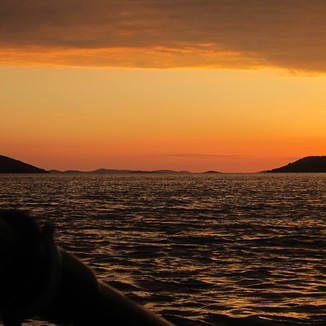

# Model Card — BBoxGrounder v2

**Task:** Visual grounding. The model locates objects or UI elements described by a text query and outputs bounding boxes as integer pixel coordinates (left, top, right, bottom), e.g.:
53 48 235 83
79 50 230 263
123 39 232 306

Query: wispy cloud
165 153 253 160
1 1 326 72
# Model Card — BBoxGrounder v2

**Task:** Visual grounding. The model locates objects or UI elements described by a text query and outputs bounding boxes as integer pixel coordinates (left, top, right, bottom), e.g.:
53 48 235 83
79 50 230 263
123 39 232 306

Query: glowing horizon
1 1 326 173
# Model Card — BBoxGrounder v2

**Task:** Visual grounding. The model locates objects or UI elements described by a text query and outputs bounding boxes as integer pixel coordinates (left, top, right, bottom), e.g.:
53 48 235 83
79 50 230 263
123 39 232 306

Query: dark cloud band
1 0 325 72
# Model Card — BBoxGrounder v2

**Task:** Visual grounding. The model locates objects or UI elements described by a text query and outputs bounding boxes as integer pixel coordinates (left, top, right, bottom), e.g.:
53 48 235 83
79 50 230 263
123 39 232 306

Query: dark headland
0 155 48 173
268 156 326 173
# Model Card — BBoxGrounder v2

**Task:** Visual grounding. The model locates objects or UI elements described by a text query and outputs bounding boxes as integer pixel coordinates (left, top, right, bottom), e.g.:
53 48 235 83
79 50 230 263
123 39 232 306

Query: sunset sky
1 0 326 172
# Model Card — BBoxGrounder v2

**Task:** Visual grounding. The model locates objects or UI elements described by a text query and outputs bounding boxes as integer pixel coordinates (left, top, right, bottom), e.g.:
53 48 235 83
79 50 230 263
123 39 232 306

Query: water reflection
0 173 325 325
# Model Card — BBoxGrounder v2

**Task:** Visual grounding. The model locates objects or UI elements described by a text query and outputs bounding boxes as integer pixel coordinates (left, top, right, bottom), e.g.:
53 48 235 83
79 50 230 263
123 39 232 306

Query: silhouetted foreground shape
0 155 48 173
0 210 174 326
268 156 326 173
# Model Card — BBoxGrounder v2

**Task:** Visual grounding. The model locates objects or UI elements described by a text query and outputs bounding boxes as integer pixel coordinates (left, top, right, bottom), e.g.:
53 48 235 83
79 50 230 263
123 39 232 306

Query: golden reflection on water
0 173 325 325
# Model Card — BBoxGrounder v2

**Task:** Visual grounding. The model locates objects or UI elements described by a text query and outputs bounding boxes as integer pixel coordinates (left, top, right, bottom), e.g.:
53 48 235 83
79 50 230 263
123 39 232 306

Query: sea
0 173 325 326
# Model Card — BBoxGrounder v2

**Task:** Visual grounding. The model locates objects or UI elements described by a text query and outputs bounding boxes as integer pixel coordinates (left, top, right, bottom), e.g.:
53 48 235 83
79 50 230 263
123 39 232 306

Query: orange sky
1 1 326 172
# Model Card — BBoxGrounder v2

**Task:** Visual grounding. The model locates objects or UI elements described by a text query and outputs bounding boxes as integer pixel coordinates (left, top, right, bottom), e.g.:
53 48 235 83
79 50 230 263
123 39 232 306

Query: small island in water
268 156 326 173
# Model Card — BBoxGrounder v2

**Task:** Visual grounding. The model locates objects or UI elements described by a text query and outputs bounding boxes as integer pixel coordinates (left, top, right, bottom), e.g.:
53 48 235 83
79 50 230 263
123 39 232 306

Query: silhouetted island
49 169 192 175
1 155 223 174
0 155 48 173
268 156 326 173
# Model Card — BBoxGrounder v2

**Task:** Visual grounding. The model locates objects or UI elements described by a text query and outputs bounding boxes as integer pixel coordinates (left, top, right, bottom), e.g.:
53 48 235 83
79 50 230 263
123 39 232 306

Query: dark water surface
0 173 325 326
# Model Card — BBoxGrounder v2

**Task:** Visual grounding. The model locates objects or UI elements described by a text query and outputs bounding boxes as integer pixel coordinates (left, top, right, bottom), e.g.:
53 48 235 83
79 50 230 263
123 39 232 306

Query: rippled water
0 173 325 326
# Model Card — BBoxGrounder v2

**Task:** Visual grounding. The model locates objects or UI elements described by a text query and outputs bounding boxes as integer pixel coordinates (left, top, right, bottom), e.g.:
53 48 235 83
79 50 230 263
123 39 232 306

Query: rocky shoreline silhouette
268 156 326 173
0 155 48 173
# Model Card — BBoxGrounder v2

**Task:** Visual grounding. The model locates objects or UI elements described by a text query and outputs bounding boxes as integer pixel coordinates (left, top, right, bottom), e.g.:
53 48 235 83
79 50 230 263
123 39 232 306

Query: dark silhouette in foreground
268 156 326 173
0 210 174 326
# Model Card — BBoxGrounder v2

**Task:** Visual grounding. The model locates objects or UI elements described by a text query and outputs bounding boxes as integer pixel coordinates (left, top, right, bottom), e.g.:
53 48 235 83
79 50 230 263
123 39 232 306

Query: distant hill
49 169 192 174
268 156 326 173
49 169 134 174
202 170 221 174
0 155 48 173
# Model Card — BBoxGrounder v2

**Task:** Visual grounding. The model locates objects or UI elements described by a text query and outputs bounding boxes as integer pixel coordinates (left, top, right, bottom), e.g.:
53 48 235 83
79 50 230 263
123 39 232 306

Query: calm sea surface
0 173 325 326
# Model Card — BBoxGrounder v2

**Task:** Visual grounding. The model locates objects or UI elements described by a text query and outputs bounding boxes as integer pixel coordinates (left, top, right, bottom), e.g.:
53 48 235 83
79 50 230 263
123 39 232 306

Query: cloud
166 154 253 160
1 0 326 72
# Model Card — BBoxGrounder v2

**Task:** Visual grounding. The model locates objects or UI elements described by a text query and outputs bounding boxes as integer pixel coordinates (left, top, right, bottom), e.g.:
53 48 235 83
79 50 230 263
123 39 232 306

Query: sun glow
1 65 325 172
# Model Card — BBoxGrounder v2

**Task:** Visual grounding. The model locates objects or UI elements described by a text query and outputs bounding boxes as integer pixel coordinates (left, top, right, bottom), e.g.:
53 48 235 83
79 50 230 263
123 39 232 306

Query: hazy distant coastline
49 169 193 175
49 169 222 175
1 154 326 174
0 155 221 174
